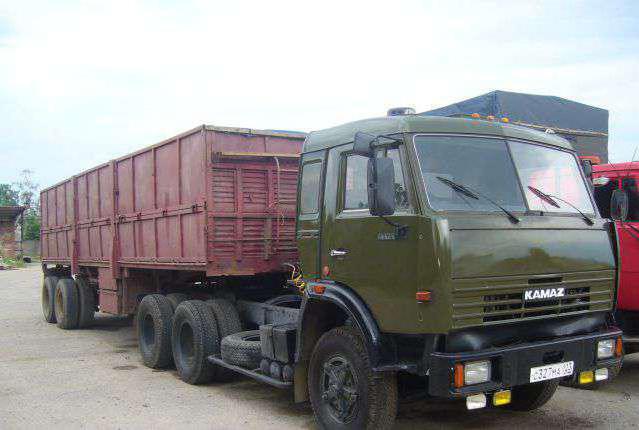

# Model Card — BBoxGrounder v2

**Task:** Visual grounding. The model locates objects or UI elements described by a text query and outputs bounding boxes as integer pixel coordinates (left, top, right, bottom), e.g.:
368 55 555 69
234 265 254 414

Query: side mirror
368 157 395 216
610 189 629 221
581 159 593 179
353 132 376 157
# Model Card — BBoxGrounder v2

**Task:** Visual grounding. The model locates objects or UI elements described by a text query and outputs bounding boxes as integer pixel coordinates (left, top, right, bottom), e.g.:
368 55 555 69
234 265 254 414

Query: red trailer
40 125 304 316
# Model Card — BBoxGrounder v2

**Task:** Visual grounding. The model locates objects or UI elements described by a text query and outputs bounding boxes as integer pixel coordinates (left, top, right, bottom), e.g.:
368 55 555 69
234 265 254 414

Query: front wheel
506 379 559 411
308 326 397 430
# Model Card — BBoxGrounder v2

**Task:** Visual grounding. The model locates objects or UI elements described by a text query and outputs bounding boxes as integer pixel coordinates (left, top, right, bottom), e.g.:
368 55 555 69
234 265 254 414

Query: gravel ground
1 264 638 429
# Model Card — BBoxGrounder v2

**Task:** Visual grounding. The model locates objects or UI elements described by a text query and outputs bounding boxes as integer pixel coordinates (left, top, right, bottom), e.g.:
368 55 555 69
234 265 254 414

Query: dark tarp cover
421 90 609 162
421 90 608 134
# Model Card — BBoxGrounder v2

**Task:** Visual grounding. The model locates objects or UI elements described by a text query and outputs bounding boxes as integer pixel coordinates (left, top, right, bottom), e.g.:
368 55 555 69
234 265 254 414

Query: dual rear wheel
41 275 95 329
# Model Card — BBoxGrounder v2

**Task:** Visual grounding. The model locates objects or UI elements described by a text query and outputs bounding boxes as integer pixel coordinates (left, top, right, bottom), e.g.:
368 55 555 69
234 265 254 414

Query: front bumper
427 328 622 398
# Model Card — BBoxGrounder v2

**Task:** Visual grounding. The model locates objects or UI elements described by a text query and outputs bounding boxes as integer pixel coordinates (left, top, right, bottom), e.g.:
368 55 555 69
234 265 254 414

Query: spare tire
221 330 262 369
42 276 59 323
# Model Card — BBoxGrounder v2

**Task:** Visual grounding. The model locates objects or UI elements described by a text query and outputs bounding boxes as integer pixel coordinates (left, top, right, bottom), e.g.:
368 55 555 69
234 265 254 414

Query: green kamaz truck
41 111 622 429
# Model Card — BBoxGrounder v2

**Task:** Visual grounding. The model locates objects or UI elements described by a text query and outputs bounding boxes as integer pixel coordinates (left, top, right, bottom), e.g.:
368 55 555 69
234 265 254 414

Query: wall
0 220 20 258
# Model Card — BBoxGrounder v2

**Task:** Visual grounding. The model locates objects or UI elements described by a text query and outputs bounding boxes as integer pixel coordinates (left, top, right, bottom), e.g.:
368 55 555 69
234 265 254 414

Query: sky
0 0 638 190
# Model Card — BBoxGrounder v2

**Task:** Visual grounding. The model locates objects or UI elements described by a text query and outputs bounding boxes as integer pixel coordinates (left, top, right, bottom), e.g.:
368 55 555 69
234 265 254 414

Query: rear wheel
41 276 59 323
76 277 95 328
308 326 397 430
172 300 220 384
207 299 243 380
54 278 79 330
137 294 174 368
166 293 188 312
506 379 559 411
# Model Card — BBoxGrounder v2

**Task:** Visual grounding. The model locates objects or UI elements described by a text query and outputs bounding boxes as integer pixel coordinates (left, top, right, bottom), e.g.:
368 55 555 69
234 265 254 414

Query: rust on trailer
41 125 305 289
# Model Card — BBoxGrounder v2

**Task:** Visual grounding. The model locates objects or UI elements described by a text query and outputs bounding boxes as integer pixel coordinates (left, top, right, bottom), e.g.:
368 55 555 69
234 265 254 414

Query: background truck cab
592 162 639 354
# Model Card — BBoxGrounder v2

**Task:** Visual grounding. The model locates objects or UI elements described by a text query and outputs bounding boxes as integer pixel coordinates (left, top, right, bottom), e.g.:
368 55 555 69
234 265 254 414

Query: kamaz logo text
523 287 565 301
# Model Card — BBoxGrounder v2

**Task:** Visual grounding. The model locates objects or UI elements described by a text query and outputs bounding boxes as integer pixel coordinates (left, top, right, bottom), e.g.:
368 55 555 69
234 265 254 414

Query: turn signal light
454 363 465 388
616 337 623 357
471 113 481 118
416 291 431 302
312 284 326 294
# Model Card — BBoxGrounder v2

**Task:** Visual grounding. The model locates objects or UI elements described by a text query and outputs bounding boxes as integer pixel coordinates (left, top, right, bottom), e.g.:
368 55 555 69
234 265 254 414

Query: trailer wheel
166 293 188 312
506 379 559 411
137 294 174 369
54 278 80 330
42 276 59 323
220 330 262 369
76 277 95 328
308 326 397 430
172 300 220 384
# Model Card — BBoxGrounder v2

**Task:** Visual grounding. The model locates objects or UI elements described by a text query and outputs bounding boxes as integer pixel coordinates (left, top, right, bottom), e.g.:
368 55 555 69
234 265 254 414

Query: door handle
330 249 348 257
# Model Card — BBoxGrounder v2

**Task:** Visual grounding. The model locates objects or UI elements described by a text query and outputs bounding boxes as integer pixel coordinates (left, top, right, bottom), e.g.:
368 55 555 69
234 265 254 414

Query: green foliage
0 184 19 206
23 213 40 240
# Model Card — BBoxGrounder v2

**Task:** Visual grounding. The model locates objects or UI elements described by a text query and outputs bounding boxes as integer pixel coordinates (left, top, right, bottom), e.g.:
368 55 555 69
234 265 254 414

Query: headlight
464 360 492 385
597 339 615 359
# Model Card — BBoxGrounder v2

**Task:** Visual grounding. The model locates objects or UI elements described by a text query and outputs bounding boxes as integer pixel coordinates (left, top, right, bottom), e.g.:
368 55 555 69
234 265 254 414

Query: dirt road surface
1 265 638 429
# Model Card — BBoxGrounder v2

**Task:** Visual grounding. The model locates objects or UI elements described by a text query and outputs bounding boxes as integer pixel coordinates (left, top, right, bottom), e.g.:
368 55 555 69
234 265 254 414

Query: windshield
509 141 594 214
414 135 594 214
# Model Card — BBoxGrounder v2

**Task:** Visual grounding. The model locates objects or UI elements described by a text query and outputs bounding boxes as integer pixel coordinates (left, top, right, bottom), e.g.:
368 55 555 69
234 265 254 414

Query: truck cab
295 112 622 428
592 162 639 354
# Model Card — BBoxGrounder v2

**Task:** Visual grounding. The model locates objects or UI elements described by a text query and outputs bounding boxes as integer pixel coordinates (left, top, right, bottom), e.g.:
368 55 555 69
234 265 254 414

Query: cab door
617 176 639 311
296 151 325 279
321 143 422 333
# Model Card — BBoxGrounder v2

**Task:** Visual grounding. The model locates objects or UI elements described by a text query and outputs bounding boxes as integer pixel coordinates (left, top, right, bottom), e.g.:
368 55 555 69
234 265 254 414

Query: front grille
483 286 592 323
452 271 614 328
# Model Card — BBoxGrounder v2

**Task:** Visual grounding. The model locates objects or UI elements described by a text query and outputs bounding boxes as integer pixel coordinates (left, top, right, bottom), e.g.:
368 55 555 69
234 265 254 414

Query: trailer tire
137 294 174 369
42 276 59 323
76 277 95 328
220 330 262 369
506 379 559 411
308 326 398 430
54 278 80 330
172 300 220 384
166 293 188 312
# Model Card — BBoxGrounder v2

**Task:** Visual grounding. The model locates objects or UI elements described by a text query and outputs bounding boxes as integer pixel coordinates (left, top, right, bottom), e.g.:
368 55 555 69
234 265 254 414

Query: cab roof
304 115 574 153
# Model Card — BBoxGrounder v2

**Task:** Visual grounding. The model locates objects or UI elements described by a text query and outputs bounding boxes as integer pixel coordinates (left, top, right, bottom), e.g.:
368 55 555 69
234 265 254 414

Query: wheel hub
321 356 359 422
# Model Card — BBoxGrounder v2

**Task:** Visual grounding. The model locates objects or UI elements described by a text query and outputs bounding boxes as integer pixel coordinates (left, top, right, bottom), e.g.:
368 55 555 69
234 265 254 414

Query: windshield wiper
437 177 520 224
527 186 594 226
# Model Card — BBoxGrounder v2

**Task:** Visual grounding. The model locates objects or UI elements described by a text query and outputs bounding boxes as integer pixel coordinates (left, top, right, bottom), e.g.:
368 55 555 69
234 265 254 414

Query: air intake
387 107 416 116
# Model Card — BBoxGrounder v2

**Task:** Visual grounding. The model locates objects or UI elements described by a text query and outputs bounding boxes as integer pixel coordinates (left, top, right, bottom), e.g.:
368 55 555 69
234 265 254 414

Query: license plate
529 361 574 383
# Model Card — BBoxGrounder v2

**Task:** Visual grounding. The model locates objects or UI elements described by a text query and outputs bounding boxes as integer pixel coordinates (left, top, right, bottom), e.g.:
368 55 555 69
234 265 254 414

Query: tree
0 184 19 206
13 170 40 241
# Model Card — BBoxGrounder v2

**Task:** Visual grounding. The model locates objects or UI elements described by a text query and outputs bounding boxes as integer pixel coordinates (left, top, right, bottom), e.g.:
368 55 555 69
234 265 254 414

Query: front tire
506 379 559 411
308 326 397 430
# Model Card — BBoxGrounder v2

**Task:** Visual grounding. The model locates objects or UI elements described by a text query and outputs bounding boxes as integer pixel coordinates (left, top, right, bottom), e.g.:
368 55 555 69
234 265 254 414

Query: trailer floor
1 264 638 429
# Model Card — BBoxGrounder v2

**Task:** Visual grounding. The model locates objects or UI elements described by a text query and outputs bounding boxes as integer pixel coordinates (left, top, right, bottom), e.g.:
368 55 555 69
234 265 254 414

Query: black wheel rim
141 313 155 352
178 321 195 366
321 355 359 423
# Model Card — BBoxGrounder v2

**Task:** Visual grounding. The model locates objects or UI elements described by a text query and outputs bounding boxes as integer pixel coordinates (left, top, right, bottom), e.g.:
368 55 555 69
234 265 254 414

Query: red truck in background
592 162 639 354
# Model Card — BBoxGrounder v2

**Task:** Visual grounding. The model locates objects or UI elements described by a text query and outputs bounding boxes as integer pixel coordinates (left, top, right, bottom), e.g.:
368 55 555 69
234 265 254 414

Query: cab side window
342 148 411 212
300 162 322 214
622 178 639 221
